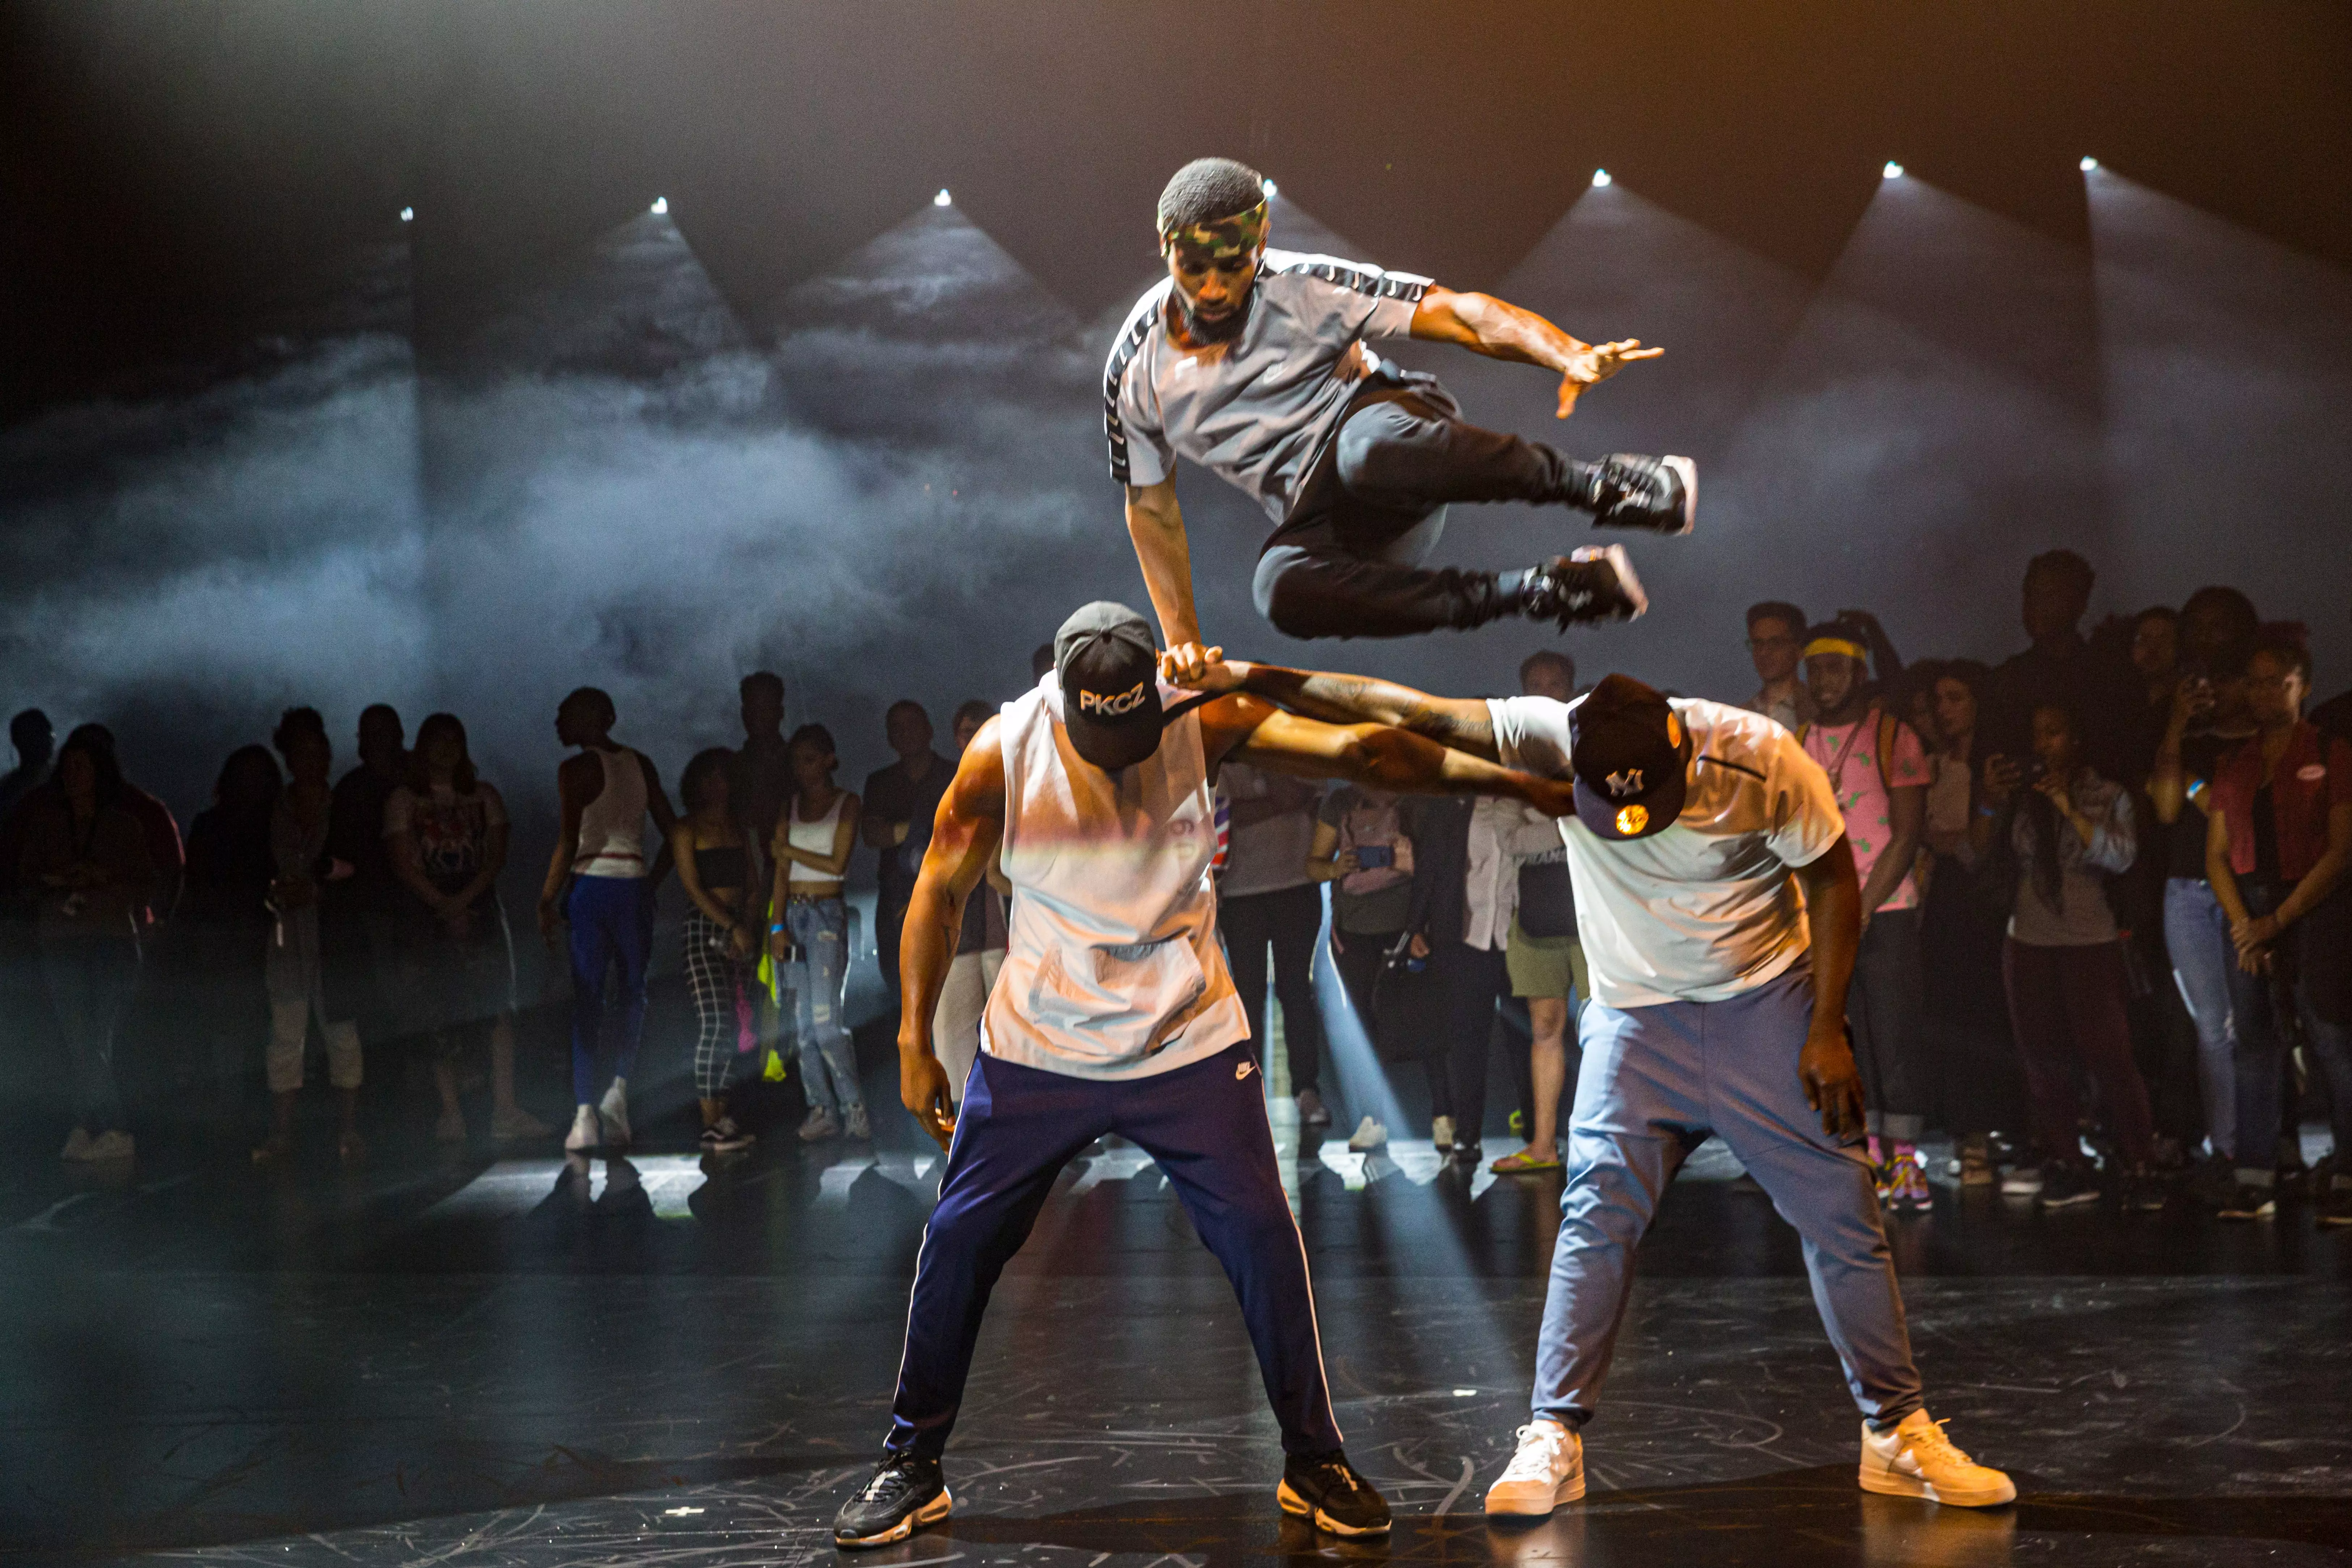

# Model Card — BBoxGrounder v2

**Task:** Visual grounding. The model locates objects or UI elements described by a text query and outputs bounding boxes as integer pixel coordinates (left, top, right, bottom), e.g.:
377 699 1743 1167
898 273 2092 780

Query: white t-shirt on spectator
1485 695 1847 1009
1104 250 1429 523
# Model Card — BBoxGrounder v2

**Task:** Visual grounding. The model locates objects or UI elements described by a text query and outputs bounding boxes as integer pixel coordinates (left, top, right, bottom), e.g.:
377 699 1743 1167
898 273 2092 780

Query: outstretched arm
898 727 1007 1152
1409 286 1661 419
1169 652 1501 761
1125 478 1201 658
1204 695 1571 815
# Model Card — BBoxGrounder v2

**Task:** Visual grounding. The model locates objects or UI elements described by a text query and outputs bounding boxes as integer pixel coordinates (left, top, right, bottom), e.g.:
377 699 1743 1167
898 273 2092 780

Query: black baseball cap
1568 673 1691 841
1054 602 1165 771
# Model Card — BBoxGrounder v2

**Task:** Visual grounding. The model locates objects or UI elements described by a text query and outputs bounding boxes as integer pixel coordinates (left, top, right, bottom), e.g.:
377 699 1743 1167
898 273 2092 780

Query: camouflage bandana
1161 199 1269 266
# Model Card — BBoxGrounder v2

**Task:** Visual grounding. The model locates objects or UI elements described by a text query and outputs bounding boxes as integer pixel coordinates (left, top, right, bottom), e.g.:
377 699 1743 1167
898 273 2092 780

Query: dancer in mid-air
1108 156 1693 672
830 603 1581 1548
1169 651 2016 1517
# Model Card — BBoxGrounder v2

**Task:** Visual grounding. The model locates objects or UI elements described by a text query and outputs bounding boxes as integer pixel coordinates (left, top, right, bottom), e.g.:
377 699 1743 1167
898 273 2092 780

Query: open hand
900 1050 957 1154
1799 1025 1867 1141
1556 338 1663 418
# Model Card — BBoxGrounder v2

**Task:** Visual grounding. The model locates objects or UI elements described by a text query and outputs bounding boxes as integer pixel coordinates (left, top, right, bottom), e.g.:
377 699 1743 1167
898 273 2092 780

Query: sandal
1490 1147 1562 1174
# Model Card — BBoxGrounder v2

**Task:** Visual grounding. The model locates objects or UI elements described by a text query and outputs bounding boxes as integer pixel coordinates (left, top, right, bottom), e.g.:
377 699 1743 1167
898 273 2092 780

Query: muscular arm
1125 478 1200 655
1175 656 1501 761
537 753 598 937
639 752 679 888
1791 836 1866 1140
898 730 1008 1151
1204 695 1571 815
1858 783 1925 919
1409 286 1660 419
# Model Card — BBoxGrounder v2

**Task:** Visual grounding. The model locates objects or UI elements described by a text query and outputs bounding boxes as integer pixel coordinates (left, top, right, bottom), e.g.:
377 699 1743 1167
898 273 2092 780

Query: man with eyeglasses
1746 601 1816 732
1111 157 1695 676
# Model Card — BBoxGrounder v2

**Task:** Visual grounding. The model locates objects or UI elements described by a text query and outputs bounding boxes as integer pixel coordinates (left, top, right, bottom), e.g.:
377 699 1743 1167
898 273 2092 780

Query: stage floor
5 1089 2350 1567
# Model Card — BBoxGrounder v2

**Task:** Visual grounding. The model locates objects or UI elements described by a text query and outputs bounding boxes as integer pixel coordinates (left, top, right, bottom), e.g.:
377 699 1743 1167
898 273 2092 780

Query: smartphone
1354 844 1393 870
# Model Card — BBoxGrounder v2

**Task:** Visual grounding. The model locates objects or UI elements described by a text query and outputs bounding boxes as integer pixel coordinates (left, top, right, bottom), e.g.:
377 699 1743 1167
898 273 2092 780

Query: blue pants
1533 967 1923 1430
784 896 861 1115
2163 877 2237 1159
887 1043 1344 1459
42 936 138 1134
567 874 652 1106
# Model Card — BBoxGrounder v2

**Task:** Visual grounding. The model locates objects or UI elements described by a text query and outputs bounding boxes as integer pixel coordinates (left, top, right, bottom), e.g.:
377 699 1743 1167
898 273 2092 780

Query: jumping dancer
1109 156 1691 671
1171 652 2016 1517
830 603 1580 1547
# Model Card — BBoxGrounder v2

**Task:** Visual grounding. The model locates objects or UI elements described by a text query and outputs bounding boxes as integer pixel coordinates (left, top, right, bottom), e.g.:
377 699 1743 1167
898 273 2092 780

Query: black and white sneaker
1277 1449 1392 1537
1581 453 1696 536
833 1452 953 1547
700 1117 756 1154
1519 545 1647 628
2038 1162 2103 1209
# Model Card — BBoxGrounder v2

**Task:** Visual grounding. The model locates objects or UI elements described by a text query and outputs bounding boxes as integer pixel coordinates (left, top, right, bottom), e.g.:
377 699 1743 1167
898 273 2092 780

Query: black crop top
694 844 748 889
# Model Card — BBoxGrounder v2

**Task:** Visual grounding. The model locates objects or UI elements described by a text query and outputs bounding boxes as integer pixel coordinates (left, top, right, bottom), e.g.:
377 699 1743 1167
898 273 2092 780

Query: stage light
399 207 413 222
1882 161 1905 180
934 188 952 206
651 196 668 215
1591 169 1612 188
2080 155 2100 173
1261 178 1278 197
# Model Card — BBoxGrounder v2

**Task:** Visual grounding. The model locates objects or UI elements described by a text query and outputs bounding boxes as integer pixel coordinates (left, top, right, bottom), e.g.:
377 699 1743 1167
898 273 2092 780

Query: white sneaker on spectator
1858 1409 2015 1507
1485 1420 1584 1516
1347 1116 1389 1153
845 1104 873 1141
491 1106 553 1142
799 1107 841 1142
435 1108 468 1145
60 1127 94 1162
1433 1115 1457 1152
1998 1166 2042 1196
598 1079 632 1148
87 1130 135 1163
564 1104 600 1152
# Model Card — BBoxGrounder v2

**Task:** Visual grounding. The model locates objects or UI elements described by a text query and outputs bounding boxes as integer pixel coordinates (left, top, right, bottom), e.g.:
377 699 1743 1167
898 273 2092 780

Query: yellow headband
1803 637 1869 663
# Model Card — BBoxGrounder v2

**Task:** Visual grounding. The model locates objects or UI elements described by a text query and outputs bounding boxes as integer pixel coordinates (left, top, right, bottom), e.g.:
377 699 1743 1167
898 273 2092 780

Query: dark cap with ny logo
1054 602 1166 772
1568 673 1691 841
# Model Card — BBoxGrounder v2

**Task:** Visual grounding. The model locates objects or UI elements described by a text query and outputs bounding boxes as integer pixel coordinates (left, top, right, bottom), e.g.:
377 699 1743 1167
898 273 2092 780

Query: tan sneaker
1859 1410 2015 1507
1484 1419 1584 1516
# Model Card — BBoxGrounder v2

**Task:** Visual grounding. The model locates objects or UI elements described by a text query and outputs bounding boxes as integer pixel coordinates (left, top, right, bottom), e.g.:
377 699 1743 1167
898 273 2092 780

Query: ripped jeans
785 896 862 1114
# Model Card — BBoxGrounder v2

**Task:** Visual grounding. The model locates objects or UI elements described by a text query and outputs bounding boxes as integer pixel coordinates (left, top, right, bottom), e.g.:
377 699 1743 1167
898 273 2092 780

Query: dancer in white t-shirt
1173 651 2018 1518
1114 158 1694 674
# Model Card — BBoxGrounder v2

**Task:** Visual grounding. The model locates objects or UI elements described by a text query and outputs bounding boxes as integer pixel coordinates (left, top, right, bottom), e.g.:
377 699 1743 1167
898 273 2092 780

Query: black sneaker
2216 1181 2277 1220
1277 1450 1392 1537
833 1452 953 1547
1579 453 1696 535
2318 1178 2352 1228
700 1118 756 1154
2038 1162 2102 1209
1519 545 1647 628
2120 1165 2169 1213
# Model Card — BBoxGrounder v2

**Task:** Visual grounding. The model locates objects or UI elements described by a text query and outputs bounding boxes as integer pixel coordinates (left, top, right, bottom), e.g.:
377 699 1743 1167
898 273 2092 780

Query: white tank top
573 748 649 879
981 673 1245 1080
785 792 847 885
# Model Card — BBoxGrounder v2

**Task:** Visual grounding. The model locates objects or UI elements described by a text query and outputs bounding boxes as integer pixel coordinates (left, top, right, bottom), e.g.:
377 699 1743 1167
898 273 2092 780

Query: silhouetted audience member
1798 621 1934 1210
1983 550 2139 781
672 747 758 1153
256 709 367 1164
1915 660 2022 1186
396 713 549 1147
2205 637 2352 1225
931 701 1007 1106
0 710 61 1105
1743 601 1814 732
775 724 866 1141
1978 701 2157 1210
1031 643 1056 682
178 744 283 1102
863 700 950 998
328 706 409 1048
0 709 53 825
1496 650 1586 1176
1402 789 1524 1165
1219 757 1333 1127
540 689 676 1154
729 672 793 1066
1310 786 1415 1040
21 726 158 1163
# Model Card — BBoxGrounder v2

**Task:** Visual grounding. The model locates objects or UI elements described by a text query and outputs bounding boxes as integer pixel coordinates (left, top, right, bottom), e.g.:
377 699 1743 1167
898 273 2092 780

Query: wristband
770 924 786 935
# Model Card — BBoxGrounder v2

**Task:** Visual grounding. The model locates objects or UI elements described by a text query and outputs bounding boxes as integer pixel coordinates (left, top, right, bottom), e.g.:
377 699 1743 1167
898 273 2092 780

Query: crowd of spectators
2 544 2346 1230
